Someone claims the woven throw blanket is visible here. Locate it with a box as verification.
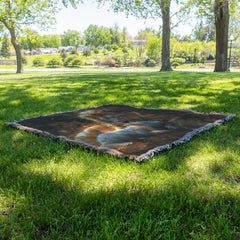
[5,104,235,162]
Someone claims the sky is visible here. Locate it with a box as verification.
[40,1,195,37]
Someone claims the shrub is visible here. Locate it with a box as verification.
[173,50,187,59]
[103,49,108,55]
[133,58,143,67]
[82,49,91,57]
[106,45,112,51]
[64,56,75,66]
[208,54,215,60]
[112,44,119,51]
[64,56,83,67]
[147,36,161,62]
[22,56,28,65]
[171,62,180,68]
[114,49,124,55]
[47,57,63,68]
[70,48,78,55]
[33,56,45,67]
[170,58,185,65]
[93,48,99,54]
[123,53,130,67]
[112,55,123,67]
[71,57,83,67]
[60,49,68,60]
[122,47,128,53]
[200,56,207,64]
[94,58,101,66]
[102,57,116,67]
[193,49,199,63]
[144,58,156,67]
[129,43,134,50]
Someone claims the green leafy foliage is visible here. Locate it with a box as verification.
[84,25,111,47]
[60,49,68,60]
[146,36,161,63]
[144,58,157,67]
[64,55,83,67]
[0,0,80,73]
[122,47,128,53]
[93,48,100,54]
[71,57,83,67]
[170,57,185,64]
[32,56,45,67]
[171,61,180,68]
[109,24,121,45]
[0,37,11,59]
[64,55,76,66]
[112,55,124,67]
[70,48,78,55]
[19,29,42,51]
[40,34,61,48]
[82,49,91,57]
[61,30,83,49]
[47,56,63,68]
[22,56,28,65]
[0,0,60,31]
[102,57,116,67]
[133,57,144,67]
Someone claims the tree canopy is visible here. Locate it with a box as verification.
[0,36,11,59]
[96,0,184,71]
[61,30,83,49]
[0,0,83,73]
[84,25,111,47]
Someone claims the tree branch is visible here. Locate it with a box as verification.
[0,17,11,30]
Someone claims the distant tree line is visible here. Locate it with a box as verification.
[0,0,239,73]
[2,26,240,67]
[13,25,130,52]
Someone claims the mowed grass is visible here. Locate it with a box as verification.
[0,71,239,239]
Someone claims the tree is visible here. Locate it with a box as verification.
[0,0,82,73]
[84,25,111,47]
[109,24,121,45]
[1,36,11,59]
[159,0,172,71]
[61,30,83,49]
[40,34,61,48]
[96,0,177,71]
[20,29,42,51]
[0,0,60,73]
[146,36,162,63]
[134,28,154,44]
[229,5,240,40]
[214,0,229,71]
[193,21,215,42]
[188,0,239,72]
[121,27,129,44]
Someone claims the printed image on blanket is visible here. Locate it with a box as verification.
[5,105,235,161]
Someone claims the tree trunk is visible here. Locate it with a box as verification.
[214,0,229,72]
[9,27,24,73]
[160,0,172,71]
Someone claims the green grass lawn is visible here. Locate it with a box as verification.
[0,71,239,239]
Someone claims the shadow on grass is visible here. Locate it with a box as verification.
[0,136,239,239]
[1,71,239,170]
[1,72,238,118]
[0,71,240,239]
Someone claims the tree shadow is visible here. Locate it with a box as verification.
[1,71,239,168]
[1,144,239,239]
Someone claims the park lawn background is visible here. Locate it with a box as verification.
[0,71,239,239]
[8,51,239,69]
